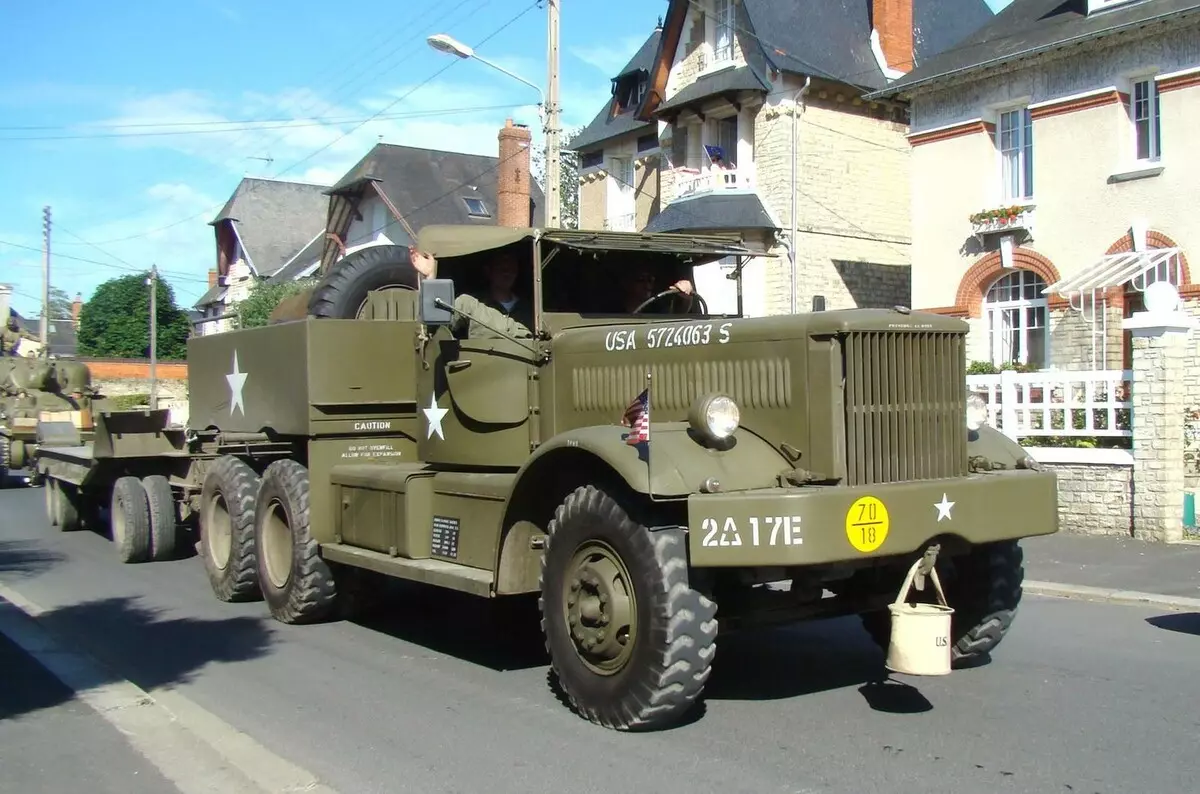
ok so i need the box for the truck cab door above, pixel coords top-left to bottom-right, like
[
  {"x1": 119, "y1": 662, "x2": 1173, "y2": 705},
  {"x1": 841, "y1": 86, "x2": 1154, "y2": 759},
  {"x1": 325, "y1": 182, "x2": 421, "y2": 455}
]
[{"x1": 416, "y1": 325, "x2": 536, "y2": 467}]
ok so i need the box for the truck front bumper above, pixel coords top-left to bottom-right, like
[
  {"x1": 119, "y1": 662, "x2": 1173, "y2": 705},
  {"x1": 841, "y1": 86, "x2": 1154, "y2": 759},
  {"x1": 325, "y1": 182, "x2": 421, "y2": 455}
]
[{"x1": 686, "y1": 469, "x2": 1058, "y2": 567}]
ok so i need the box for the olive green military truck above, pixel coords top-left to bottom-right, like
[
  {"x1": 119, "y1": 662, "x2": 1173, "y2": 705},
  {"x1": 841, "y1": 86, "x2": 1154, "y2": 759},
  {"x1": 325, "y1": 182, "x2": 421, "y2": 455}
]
[
  {"x1": 1, "y1": 355, "x2": 101, "y2": 486},
  {"x1": 34, "y1": 225, "x2": 1058, "y2": 731}
]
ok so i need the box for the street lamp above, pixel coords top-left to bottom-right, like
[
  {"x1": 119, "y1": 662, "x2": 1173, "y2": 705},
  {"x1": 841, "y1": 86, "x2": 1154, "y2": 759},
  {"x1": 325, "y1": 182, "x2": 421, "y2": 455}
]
[{"x1": 426, "y1": 25, "x2": 560, "y2": 229}]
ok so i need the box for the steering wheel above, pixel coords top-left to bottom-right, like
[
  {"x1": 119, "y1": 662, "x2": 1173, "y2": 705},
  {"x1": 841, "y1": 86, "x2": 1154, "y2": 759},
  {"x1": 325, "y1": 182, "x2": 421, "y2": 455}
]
[{"x1": 632, "y1": 288, "x2": 709, "y2": 315}]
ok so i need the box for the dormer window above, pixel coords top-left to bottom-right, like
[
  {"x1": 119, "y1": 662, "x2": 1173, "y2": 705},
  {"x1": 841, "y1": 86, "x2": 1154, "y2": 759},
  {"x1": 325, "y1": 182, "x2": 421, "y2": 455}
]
[
  {"x1": 612, "y1": 71, "x2": 647, "y2": 114},
  {"x1": 463, "y1": 197, "x2": 489, "y2": 217}
]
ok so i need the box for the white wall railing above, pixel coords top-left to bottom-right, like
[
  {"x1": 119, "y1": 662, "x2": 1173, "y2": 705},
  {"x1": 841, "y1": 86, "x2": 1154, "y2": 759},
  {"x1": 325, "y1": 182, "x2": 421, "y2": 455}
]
[
  {"x1": 675, "y1": 166, "x2": 754, "y2": 198},
  {"x1": 967, "y1": 369, "x2": 1132, "y2": 440}
]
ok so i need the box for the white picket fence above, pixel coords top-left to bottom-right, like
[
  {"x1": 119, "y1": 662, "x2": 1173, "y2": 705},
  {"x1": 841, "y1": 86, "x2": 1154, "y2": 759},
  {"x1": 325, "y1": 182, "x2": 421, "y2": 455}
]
[{"x1": 966, "y1": 369, "x2": 1133, "y2": 440}]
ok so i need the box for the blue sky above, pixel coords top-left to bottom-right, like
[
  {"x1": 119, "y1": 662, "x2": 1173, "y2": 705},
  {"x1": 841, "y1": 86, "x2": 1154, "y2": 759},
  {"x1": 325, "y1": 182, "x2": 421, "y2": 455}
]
[{"x1": 0, "y1": 0, "x2": 1013, "y2": 317}]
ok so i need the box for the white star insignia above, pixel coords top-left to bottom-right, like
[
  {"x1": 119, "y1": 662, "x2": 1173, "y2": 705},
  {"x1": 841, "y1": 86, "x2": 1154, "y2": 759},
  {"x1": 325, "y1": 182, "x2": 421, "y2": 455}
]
[
  {"x1": 226, "y1": 350, "x2": 248, "y2": 416},
  {"x1": 423, "y1": 393, "x2": 448, "y2": 440},
  {"x1": 935, "y1": 493, "x2": 955, "y2": 522}
]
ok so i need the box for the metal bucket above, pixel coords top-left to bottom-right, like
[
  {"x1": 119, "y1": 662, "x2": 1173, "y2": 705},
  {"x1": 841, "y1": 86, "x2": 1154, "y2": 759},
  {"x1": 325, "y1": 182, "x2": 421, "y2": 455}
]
[{"x1": 885, "y1": 557, "x2": 954, "y2": 676}]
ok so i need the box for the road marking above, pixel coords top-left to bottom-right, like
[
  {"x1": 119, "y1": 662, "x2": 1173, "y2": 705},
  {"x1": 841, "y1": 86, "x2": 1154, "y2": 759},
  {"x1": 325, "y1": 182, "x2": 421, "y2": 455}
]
[{"x1": 0, "y1": 582, "x2": 339, "y2": 794}]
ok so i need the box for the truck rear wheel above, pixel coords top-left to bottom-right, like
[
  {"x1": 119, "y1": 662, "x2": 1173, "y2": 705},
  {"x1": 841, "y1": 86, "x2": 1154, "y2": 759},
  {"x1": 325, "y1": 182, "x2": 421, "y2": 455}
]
[
  {"x1": 306, "y1": 244, "x2": 419, "y2": 319},
  {"x1": 111, "y1": 476, "x2": 152, "y2": 564},
  {"x1": 861, "y1": 540, "x2": 1025, "y2": 667},
  {"x1": 0, "y1": 434, "x2": 10, "y2": 486},
  {"x1": 539, "y1": 485, "x2": 718, "y2": 731},
  {"x1": 199, "y1": 456, "x2": 262, "y2": 602},
  {"x1": 142, "y1": 475, "x2": 178, "y2": 561},
  {"x1": 254, "y1": 459, "x2": 337, "y2": 624}
]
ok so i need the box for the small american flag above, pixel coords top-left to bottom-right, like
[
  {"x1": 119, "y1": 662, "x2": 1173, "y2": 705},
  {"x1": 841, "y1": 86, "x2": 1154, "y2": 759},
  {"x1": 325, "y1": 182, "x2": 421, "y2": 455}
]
[{"x1": 622, "y1": 387, "x2": 650, "y2": 445}]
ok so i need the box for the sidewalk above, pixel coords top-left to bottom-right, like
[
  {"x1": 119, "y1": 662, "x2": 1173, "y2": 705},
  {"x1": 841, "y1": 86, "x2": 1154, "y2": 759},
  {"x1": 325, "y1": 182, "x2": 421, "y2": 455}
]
[
  {"x1": 1022, "y1": 531, "x2": 1200, "y2": 608},
  {"x1": 0, "y1": 630, "x2": 181, "y2": 794}
]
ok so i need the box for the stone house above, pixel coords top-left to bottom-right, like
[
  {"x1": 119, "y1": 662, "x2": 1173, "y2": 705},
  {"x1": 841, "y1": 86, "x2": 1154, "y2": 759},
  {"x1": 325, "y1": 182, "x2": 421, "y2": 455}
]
[
  {"x1": 571, "y1": 0, "x2": 996, "y2": 317},
  {"x1": 868, "y1": 0, "x2": 1200, "y2": 385},
  {"x1": 194, "y1": 176, "x2": 331, "y2": 334},
  {"x1": 266, "y1": 120, "x2": 547, "y2": 286}
]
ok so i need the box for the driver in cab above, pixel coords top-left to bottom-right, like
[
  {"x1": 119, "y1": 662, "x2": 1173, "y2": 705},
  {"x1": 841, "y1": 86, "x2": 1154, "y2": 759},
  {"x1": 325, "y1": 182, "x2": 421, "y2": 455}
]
[{"x1": 617, "y1": 265, "x2": 695, "y2": 314}]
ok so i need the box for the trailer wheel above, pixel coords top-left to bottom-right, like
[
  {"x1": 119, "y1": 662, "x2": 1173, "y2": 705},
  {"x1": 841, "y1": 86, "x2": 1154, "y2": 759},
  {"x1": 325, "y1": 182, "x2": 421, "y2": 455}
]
[
  {"x1": 44, "y1": 477, "x2": 59, "y2": 526},
  {"x1": 539, "y1": 484, "x2": 718, "y2": 731},
  {"x1": 306, "y1": 244, "x2": 419, "y2": 320},
  {"x1": 199, "y1": 456, "x2": 262, "y2": 602},
  {"x1": 55, "y1": 481, "x2": 82, "y2": 532},
  {"x1": 142, "y1": 475, "x2": 178, "y2": 561},
  {"x1": 254, "y1": 459, "x2": 337, "y2": 624},
  {"x1": 111, "y1": 476, "x2": 152, "y2": 564}
]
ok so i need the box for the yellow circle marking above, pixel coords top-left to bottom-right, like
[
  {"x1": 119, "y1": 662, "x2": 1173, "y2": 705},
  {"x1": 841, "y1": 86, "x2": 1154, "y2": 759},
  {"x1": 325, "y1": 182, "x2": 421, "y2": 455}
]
[{"x1": 846, "y1": 495, "x2": 889, "y2": 553}]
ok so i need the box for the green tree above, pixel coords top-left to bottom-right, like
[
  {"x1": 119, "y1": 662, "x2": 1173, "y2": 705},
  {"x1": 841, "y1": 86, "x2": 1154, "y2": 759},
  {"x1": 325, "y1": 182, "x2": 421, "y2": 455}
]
[
  {"x1": 231, "y1": 277, "x2": 317, "y2": 329},
  {"x1": 41, "y1": 286, "x2": 74, "y2": 322},
  {"x1": 532, "y1": 125, "x2": 581, "y2": 229},
  {"x1": 77, "y1": 272, "x2": 191, "y2": 360}
]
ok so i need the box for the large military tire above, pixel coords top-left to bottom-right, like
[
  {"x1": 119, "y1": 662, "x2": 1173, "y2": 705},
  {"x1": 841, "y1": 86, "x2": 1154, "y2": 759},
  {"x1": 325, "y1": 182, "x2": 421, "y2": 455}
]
[
  {"x1": 861, "y1": 540, "x2": 1025, "y2": 668},
  {"x1": 307, "y1": 244, "x2": 420, "y2": 319},
  {"x1": 55, "y1": 480, "x2": 82, "y2": 532},
  {"x1": 110, "y1": 476, "x2": 152, "y2": 564},
  {"x1": 142, "y1": 475, "x2": 179, "y2": 562},
  {"x1": 198, "y1": 456, "x2": 262, "y2": 602},
  {"x1": 539, "y1": 485, "x2": 718, "y2": 731},
  {"x1": 0, "y1": 434, "x2": 10, "y2": 487},
  {"x1": 253, "y1": 459, "x2": 338, "y2": 624}
]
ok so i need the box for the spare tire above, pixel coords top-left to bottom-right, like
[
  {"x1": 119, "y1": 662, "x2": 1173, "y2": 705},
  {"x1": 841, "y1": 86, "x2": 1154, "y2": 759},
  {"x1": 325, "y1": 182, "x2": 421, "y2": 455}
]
[{"x1": 307, "y1": 244, "x2": 420, "y2": 319}]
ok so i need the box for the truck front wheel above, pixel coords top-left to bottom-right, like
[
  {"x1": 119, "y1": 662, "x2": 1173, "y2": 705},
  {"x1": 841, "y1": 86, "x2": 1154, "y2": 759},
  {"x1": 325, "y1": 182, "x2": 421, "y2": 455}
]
[
  {"x1": 199, "y1": 456, "x2": 262, "y2": 602},
  {"x1": 861, "y1": 540, "x2": 1025, "y2": 668},
  {"x1": 254, "y1": 459, "x2": 337, "y2": 624},
  {"x1": 539, "y1": 484, "x2": 718, "y2": 731}
]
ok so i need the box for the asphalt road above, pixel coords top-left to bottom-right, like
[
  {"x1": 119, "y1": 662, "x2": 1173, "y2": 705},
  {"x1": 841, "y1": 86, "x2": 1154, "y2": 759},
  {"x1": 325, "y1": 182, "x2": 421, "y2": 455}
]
[{"x1": 2, "y1": 484, "x2": 1198, "y2": 794}]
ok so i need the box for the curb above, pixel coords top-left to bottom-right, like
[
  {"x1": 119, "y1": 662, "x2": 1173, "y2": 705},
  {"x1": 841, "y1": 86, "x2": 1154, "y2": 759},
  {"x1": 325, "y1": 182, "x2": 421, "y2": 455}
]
[{"x1": 1025, "y1": 580, "x2": 1200, "y2": 611}]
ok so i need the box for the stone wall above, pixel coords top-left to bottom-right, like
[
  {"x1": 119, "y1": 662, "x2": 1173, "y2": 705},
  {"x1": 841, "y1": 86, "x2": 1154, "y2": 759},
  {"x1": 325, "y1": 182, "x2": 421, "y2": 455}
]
[{"x1": 1029, "y1": 449, "x2": 1134, "y2": 537}]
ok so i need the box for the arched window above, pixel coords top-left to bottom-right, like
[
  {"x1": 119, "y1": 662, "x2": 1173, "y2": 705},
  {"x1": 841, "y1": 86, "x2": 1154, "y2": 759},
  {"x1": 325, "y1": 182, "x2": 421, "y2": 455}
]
[{"x1": 983, "y1": 269, "x2": 1048, "y2": 369}]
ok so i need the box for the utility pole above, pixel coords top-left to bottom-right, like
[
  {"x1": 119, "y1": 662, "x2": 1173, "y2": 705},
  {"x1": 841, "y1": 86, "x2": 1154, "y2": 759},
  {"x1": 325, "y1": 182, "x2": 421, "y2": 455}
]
[
  {"x1": 147, "y1": 264, "x2": 158, "y2": 410},
  {"x1": 41, "y1": 206, "x2": 50, "y2": 359},
  {"x1": 545, "y1": 0, "x2": 561, "y2": 228}
]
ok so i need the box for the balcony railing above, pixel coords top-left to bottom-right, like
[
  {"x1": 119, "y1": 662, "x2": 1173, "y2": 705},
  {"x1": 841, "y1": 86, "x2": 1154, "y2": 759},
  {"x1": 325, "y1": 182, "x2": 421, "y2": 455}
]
[
  {"x1": 604, "y1": 213, "x2": 636, "y2": 231},
  {"x1": 675, "y1": 166, "x2": 753, "y2": 198},
  {"x1": 969, "y1": 204, "x2": 1035, "y2": 237}
]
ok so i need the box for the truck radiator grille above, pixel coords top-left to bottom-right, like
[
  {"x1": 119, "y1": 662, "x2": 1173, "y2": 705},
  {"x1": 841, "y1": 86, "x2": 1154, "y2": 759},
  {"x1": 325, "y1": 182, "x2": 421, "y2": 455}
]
[{"x1": 841, "y1": 331, "x2": 968, "y2": 485}]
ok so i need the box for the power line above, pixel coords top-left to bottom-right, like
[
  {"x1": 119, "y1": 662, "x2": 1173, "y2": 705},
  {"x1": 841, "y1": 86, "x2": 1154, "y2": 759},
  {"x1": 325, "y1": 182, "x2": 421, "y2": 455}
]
[
  {"x1": 0, "y1": 104, "x2": 536, "y2": 142},
  {"x1": 0, "y1": 239, "x2": 210, "y2": 283},
  {"x1": 69, "y1": 0, "x2": 544, "y2": 247}
]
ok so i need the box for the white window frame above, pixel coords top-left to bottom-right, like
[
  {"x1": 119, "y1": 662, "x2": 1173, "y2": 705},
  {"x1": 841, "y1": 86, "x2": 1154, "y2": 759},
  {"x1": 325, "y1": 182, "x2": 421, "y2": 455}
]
[
  {"x1": 983, "y1": 270, "x2": 1050, "y2": 370},
  {"x1": 606, "y1": 155, "x2": 635, "y2": 219},
  {"x1": 996, "y1": 105, "x2": 1034, "y2": 202},
  {"x1": 1130, "y1": 77, "x2": 1161, "y2": 163}
]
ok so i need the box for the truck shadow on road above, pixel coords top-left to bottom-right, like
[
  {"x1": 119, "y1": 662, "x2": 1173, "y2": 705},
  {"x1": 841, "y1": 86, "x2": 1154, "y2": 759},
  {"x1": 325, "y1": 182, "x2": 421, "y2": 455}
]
[
  {"x1": 702, "y1": 617, "x2": 936, "y2": 714},
  {"x1": 1145, "y1": 612, "x2": 1200, "y2": 636},
  {"x1": 348, "y1": 583, "x2": 936, "y2": 713},
  {"x1": 0, "y1": 594, "x2": 273, "y2": 723}
]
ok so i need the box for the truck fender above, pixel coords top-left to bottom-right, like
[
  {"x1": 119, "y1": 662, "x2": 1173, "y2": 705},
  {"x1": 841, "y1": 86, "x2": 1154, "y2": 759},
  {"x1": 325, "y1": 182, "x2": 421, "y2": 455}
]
[
  {"x1": 968, "y1": 424, "x2": 1040, "y2": 469},
  {"x1": 493, "y1": 424, "x2": 790, "y2": 594}
]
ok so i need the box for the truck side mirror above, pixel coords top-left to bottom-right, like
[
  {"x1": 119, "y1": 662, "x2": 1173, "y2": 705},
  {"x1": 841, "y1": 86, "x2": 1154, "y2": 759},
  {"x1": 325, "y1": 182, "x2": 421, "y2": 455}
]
[{"x1": 420, "y1": 279, "x2": 456, "y2": 326}]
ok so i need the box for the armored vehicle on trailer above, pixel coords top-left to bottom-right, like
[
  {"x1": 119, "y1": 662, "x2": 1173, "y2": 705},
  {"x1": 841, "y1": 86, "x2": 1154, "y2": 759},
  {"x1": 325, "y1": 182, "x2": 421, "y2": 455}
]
[
  {"x1": 1, "y1": 355, "x2": 101, "y2": 485},
  {"x1": 35, "y1": 225, "x2": 1058, "y2": 731}
]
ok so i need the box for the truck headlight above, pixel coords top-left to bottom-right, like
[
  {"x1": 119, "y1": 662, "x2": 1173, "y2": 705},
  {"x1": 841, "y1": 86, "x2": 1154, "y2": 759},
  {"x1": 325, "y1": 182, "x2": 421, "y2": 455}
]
[
  {"x1": 967, "y1": 392, "x2": 988, "y2": 431},
  {"x1": 689, "y1": 393, "x2": 740, "y2": 444}
]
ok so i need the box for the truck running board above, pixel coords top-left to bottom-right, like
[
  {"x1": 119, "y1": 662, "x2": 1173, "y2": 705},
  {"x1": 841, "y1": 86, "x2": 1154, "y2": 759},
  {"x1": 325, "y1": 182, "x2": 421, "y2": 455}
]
[{"x1": 320, "y1": 543, "x2": 494, "y2": 598}]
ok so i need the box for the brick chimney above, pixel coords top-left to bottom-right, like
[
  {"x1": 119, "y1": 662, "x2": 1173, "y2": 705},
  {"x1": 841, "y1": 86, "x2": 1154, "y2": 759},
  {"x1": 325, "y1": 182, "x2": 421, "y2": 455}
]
[
  {"x1": 497, "y1": 118, "x2": 532, "y2": 228},
  {"x1": 71, "y1": 293, "x2": 82, "y2": 326},
  {"x1": 208, "y1": 269, "x2": 218, "y2": 289},
  {"x1": 872, "y1": 0, "x2": 913, "y2": 74}
]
